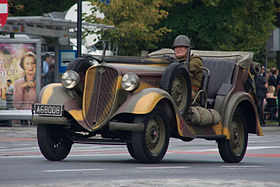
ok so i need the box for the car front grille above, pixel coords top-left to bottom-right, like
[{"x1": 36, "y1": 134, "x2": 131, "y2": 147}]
[{"x1": 83, "y1": 66, "x2": 119, "y2": 129}]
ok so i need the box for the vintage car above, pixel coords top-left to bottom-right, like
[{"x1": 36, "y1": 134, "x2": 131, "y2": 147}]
[{"x1": 32, "y1": 49, "x2": 264, "y2": 163}]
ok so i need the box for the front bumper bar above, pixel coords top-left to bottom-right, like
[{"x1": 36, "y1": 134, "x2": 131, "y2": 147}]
[{"x1": 32, "y1": 115, "x2": 68, "y2": 125}]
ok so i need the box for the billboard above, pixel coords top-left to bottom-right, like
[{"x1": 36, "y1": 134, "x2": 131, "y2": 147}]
[{"x1": 0, "y1": 39, "x2": 41, "y2": 110}]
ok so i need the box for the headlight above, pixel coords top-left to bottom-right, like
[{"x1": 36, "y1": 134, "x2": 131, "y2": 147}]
[
  {"x1": 61, "y1": 70, "x2": 80, "y2": 89},
  {"x1": 121, "y1": 73, "x2": 140, "y2": 92}
]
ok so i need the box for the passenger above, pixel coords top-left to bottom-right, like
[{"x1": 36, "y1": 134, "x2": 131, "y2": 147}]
[{"x1": 173, "y1": 35, "x2": 203, "y2": 100}]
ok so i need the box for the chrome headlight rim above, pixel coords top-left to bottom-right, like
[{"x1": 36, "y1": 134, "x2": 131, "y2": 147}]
[
  {"x1": 61, "y1": 70, "x2": 80, "y2": 89},
  {"x1": 121, "y1": 72, "x2": 140, "y2": 92}
]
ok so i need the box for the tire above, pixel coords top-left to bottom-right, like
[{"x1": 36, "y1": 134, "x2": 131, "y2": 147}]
[
  {"x1": 131, "y1": 106, "x2": 170, "y2": 163},
  {"x1": 127, "y1": 143, "x2": 137, "y2": 159},
  {"x1": 37, "y1": 124, "x2": 72, "y2": 161},
  {"x1": 160, "y1": 62, "x2": 191, "y2": 116},
  {"x1": 66, "y1": 57, "x2": 92, "y2": 86},
  {"x1": 218, "y1": 108, "x2": 248, "y2": 163}
]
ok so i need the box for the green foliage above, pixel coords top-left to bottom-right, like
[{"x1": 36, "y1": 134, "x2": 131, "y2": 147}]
[
  {"x1": 7, "y1": 0, "x2": 279, "y2": 64},
  {"x1": 85, "y1": 0, "x2": 171, "y2": 55},
  {"x1": 158, "y1": 0, "x2": 276, "y2": 63},
  {"x1": 8, "y1": 0, "x2": 77, "y2": 16}
]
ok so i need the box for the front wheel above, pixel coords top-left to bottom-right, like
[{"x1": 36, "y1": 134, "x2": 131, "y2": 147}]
[
  {"x1": 37, "y1": 124, "x2": 72, "y2": 161},
  {"x1": 131, "y1": 106, "x2": 170, "y2": 163},
  {"x1": 218, "y1": 108, "x2": 248, "y2": 163}
]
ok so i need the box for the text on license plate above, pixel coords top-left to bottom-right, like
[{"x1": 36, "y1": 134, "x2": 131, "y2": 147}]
[{"x1": 34, "y1": 104, "x2": 63, "y2": 116}]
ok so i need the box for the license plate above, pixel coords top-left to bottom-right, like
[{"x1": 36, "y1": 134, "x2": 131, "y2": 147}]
[{"x1": 33, "y1": 104, "x2": 63, "y2": 116}]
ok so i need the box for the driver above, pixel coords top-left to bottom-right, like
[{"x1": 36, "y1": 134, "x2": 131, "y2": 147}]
[{"x1": 173, "y1": 35, "x2": 203, "y2": 100}]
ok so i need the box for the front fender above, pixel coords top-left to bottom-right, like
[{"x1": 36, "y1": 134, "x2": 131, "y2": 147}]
[
  {"x1": 37, "y1": 83, "x2": 90, "y2": 130},
  {"x1": 113, "y1": 88, "x2": 196, "y2": 138},
  {"x1": 114, "y1": 88, "x2": 176, "y2": 115}
]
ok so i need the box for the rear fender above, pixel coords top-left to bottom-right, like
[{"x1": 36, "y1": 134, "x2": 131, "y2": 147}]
[{"x1": 222, "y1": 91, "x2": 263, "y2": 139}]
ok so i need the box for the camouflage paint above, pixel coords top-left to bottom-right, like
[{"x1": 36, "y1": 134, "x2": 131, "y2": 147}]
[
  {"x1": 112, "y1": 88, "x2": 195, "y2": 138},
  {"x1": 37, "y1": 83, "x2": 90, "y2": 130}
]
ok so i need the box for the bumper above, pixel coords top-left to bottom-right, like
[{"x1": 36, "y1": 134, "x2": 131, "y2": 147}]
[{"x1": 32, "y1": 115, "x2": 68, "y2": 125}]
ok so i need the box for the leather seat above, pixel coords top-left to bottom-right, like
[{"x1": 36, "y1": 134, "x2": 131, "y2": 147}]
[{"x1": 202, "y1": 58, "x2": 237, "y2": 108}]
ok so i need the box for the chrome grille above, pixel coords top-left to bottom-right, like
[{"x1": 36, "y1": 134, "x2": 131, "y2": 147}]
[{"x1": 84, "y1": 66, "x2": 119, "y2": 129}]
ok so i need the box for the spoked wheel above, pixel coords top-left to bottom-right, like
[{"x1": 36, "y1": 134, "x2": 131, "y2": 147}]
[
  {"x1": 130, "y1": 106, "x2": 170, "y2": 163},
  {"x1": 160, "y1": 62, "x2": 191, "y2": 116},
  {"x1": 218, "y1": 108, "x2": 248, "y2": 163},
  {"x1": 170, "y1": 73, "x2": 188, "y2": 111},
  {"x1": 37, "y1": 124, "x2": 72, "y2": 161}
]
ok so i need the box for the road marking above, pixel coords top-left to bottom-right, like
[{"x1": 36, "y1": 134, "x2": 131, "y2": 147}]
[
  {"x1": 137, "y1": 166, "x2": 190, "y2": 170},
  {"x1": 222, "y1": 166, "x2": 261, "y2": 168},
  {"x1": 43, "y1": 169, "x2": 105, "y2": 172},
  {"x1": 247, "y1": 146, "x2": 280, "y2": 150}
]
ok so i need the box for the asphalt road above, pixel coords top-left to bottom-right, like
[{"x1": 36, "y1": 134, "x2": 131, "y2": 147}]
[{"x1": 0, "y1": 125, "x2": 279, "y2": 187}]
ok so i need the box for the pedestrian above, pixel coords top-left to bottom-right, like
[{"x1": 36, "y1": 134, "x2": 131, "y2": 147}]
[
  {"x1": 45, "y1": 62, "x2": 55, "y2": 85},
  {"x1": 268, "y1": 67, "x2": 278, "y2": 87},
  {"x1": 5, "y1": 79, "x2": 14, "y2": 126},
  {"x1": 254, "y1": 66, "x2": 267, "y2": 114},
  {"x1": 276, "y1": 69, "x2": 280, "y2": 126},
  {"x1": 5, "y1": 79, "x2": 14, "y2": 110},
  {"x1": 42, "y1": 54, "x2": 52, "y2": 86},
  {"x1": 264, "y1": 85, "x2": 277, "y2": 120}
]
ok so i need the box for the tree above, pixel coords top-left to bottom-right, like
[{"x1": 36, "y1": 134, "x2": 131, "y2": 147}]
[
  {"x1": 274, "y1": 1, "x2": 280, "y2": 69},
  {"x1": 8, "y1": 0, "x2": 77, "y2": 16},
  {"x1": 158, "y1": 0, "x2": 276, "y2": 63},
  {"x1": 85, "y1": 0, "x2": 170, "y2": 55}
]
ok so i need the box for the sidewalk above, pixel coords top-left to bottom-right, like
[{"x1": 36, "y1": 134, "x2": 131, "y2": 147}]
[{"x1": 0, "y1": 125, "x2": 36, "y2": 138}]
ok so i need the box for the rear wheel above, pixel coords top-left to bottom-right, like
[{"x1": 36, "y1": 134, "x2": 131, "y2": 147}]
[
  {"x1": 218, "y1": 108, "x2": 248, "y2": 163},
  {"x1": 131, "y1": 106, "x2": 170, "y2": 163},
  {"x1": 126, "y1": 143, "x2": 137, "y2": 159},
  {"x1": 37, "y1": 124, "x2": 72, "y2": 161}
]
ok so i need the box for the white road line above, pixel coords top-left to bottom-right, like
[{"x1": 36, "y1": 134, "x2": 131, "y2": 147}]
[
  {"x1": 43, "y1": 169, "x2": 105, "y2": 173},
  {"x1": 247, "y1": 146, "x2": 280, "y2": 150},
  {"x1": 137, "y1": 166, "x2": 190, "y2": 170},
  {"x1": 222, "y1": 166, "x2": 261, "y2": 168}
]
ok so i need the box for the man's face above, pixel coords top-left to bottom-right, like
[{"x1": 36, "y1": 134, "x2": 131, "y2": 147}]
[
  {"x1": 174, "y1": 46, "x2": 188, "y2": 59},
  {"x1": 47, "y1": 56, "x2": 52, "y2": 63}
]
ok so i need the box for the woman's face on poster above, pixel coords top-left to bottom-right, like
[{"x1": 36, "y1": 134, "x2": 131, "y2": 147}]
[{"x1": 23, "y1": 56, "x2": 36, "y2": 76}]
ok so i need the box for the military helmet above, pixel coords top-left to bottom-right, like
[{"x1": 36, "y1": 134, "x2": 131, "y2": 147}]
[{"x1": 172, "y1": 35, "x2": 190, "y2": 48}]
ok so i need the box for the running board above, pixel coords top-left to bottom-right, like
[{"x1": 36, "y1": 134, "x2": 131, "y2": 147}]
[
  {"x1": 73, "y1": 138, "x2": 126, "y2": 145},
  {"x1": 196, "y1": 135, "x2": 226, "y2": 140}
]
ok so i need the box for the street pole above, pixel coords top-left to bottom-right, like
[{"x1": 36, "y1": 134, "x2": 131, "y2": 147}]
[{"x1": 77, "y1": 0, "x2": 82, "y2": 57}]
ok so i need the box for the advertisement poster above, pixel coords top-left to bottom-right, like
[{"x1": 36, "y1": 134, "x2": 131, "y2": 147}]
[{"x1": 0, "y1": 42, "x2": 38, "y2": 110}]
